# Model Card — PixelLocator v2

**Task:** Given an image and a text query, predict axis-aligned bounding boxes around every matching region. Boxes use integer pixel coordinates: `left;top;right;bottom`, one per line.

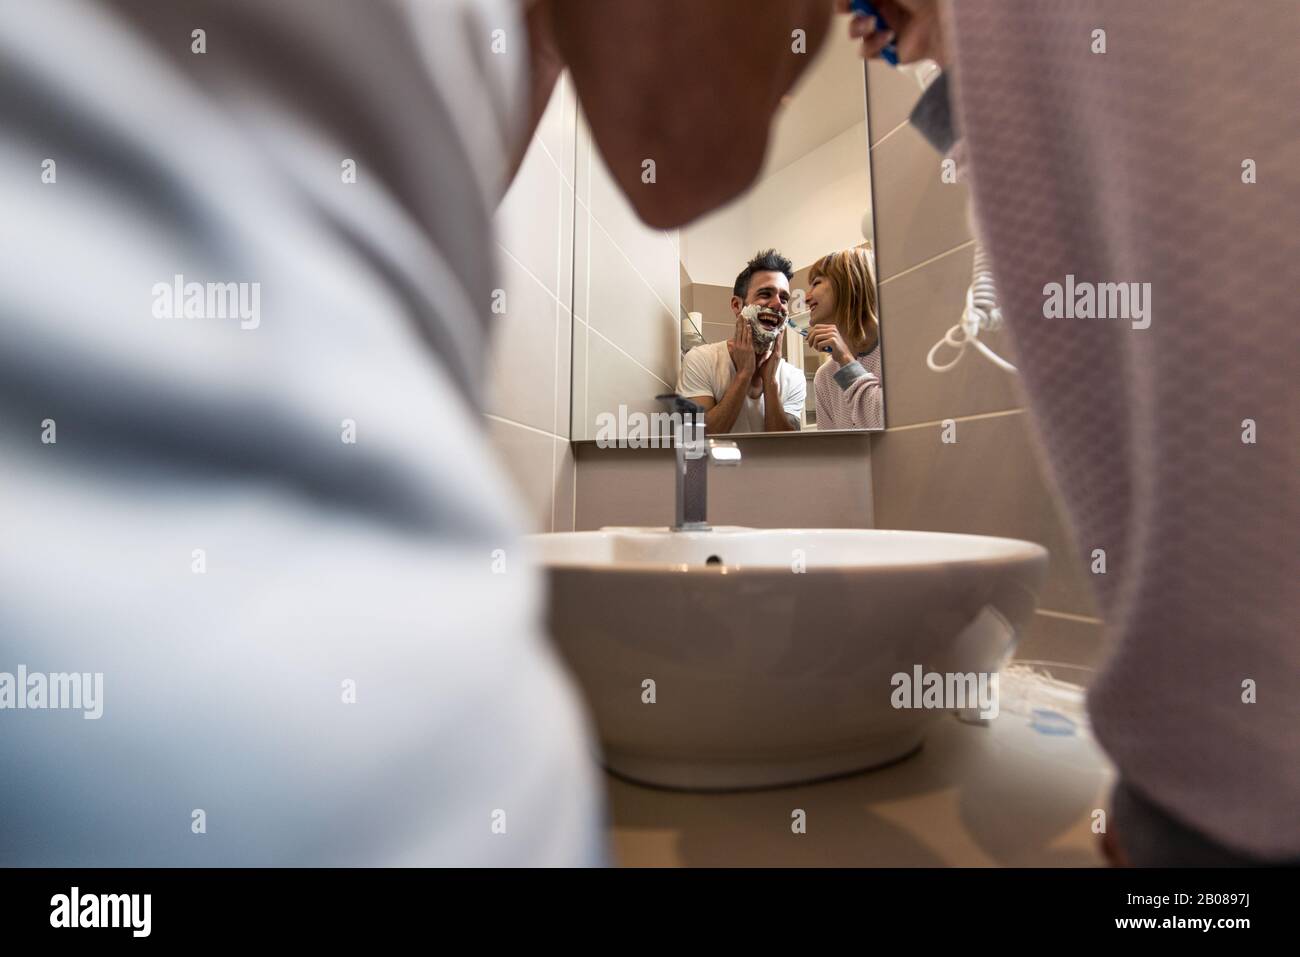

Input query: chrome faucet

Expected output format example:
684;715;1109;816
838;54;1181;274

656;394;741;531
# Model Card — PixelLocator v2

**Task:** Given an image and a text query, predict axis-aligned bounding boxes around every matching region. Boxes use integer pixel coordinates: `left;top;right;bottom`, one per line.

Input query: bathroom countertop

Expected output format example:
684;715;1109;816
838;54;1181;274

605;706;1116;867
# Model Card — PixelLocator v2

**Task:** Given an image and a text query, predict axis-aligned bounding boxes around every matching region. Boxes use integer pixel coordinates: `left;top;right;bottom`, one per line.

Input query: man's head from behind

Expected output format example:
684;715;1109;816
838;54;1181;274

538;2;831;229
731;248;793;353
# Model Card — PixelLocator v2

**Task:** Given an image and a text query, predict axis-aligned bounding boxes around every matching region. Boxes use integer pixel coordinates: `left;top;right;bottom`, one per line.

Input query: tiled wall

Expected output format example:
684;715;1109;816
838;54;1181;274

864;61;1106;674
484;76;578;533
570;108;681;441
574;433;874;530
687;282;735;345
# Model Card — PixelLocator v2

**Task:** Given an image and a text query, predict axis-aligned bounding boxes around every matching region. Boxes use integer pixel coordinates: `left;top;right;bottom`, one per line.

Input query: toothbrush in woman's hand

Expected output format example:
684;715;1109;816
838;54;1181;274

786;311;833;353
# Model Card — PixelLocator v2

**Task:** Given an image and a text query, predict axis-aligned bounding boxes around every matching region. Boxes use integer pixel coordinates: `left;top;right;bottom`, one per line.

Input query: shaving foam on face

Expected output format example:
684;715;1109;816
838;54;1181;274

739;304;783;353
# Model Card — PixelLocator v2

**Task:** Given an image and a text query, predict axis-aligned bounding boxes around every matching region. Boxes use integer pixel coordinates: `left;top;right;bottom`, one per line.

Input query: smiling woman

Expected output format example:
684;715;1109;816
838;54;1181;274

805;246;884;430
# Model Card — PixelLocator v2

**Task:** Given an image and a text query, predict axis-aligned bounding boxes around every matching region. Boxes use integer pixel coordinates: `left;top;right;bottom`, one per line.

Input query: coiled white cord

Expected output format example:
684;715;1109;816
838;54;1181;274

926;243;1017;373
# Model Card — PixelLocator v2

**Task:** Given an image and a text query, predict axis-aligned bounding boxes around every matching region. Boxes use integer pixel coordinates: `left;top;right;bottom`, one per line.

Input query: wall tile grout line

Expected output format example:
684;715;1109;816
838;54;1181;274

577;319;674;392
878;238;976;287
497;242;569;312
534;122;575;195
575;191;680;323
868;116;911;152
881;407;1025;433
583;129;593;440
549;81;565;534
483;412;561;441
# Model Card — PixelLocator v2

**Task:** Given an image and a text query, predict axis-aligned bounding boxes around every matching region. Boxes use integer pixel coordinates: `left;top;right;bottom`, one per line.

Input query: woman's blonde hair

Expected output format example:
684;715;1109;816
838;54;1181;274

808;246;879;356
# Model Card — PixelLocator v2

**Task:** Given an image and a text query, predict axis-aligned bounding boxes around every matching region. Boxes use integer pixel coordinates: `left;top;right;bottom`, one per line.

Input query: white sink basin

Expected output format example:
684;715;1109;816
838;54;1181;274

526;527;1049;790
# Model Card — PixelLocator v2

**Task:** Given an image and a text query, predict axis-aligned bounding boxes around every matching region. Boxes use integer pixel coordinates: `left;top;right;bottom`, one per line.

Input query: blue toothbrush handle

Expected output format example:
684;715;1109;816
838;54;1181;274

789;319;833;353
849;0;899;66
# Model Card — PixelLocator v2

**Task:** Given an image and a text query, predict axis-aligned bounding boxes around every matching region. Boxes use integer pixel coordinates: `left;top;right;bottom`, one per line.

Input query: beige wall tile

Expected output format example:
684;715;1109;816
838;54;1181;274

552;436;576;532
484;252;561;435
575;435;873;530
870;122;972;280
495;132;566;299
573;174;592;323
574;446;674;529
485;73;576;525
575;108;592;199
689;283;734;328
710;435;874;528
573;106;682;440
701;321;732;345
870;412;1099;618
581;328;675;440
584;224;677;369
877;243;1023;427
571;317;588;435
790;264;812;294
557;151;576;317
585;149;680;318
535;74;576;189
486;415;563;533
553;296;573;439
866;59;923;147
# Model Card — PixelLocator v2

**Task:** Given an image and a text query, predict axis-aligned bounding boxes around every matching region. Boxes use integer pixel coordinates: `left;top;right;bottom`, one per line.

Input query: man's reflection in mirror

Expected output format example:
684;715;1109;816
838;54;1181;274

677;249;805;434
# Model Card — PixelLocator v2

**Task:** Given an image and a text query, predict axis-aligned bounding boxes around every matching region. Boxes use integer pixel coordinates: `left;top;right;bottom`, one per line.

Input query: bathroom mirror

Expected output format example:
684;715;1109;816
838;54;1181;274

570;34;883;443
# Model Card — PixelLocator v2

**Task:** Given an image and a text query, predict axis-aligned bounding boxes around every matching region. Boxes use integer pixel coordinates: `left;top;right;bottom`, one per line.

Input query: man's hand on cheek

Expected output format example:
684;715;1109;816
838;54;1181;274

759;330;785;383
730;316;756;378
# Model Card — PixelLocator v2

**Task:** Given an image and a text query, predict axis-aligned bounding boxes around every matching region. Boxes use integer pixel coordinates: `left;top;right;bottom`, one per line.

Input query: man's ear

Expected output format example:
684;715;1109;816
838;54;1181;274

730;295;743;317
550;0;830;229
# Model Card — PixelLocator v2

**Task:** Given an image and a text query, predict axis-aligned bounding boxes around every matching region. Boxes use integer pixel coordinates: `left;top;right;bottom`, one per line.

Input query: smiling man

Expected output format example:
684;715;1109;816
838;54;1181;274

679;249;805;434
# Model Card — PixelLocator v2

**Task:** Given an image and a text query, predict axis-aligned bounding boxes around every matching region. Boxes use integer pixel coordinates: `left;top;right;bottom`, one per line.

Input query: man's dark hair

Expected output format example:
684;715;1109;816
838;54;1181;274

733;248;794;299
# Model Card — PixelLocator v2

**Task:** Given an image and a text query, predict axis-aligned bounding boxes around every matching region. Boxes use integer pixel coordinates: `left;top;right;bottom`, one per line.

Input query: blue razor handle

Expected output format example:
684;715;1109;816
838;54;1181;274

849;0;899;65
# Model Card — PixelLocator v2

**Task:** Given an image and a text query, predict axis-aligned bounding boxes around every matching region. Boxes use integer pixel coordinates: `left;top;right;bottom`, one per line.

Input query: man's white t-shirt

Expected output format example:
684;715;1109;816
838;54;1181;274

678;340;806;433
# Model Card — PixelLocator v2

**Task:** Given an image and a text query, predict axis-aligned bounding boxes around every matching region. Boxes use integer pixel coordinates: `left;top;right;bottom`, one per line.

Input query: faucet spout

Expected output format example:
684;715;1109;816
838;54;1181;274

656;394;741;531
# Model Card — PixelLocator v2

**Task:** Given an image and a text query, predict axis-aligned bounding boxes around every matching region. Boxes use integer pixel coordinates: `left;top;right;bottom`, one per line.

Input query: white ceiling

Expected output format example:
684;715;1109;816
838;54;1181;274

762;33;868;175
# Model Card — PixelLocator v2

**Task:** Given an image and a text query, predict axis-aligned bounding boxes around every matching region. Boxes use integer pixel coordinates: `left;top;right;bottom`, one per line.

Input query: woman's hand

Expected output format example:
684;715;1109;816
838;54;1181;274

835;0;949;68
807;324;855;366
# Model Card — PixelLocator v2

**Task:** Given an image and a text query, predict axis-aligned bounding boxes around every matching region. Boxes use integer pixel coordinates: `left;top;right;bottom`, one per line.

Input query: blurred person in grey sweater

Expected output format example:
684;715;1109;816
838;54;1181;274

846;0;1298;864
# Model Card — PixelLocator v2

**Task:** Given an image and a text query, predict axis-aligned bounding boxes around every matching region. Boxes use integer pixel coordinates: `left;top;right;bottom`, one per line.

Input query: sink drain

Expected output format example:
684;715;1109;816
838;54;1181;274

705;555;723;566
